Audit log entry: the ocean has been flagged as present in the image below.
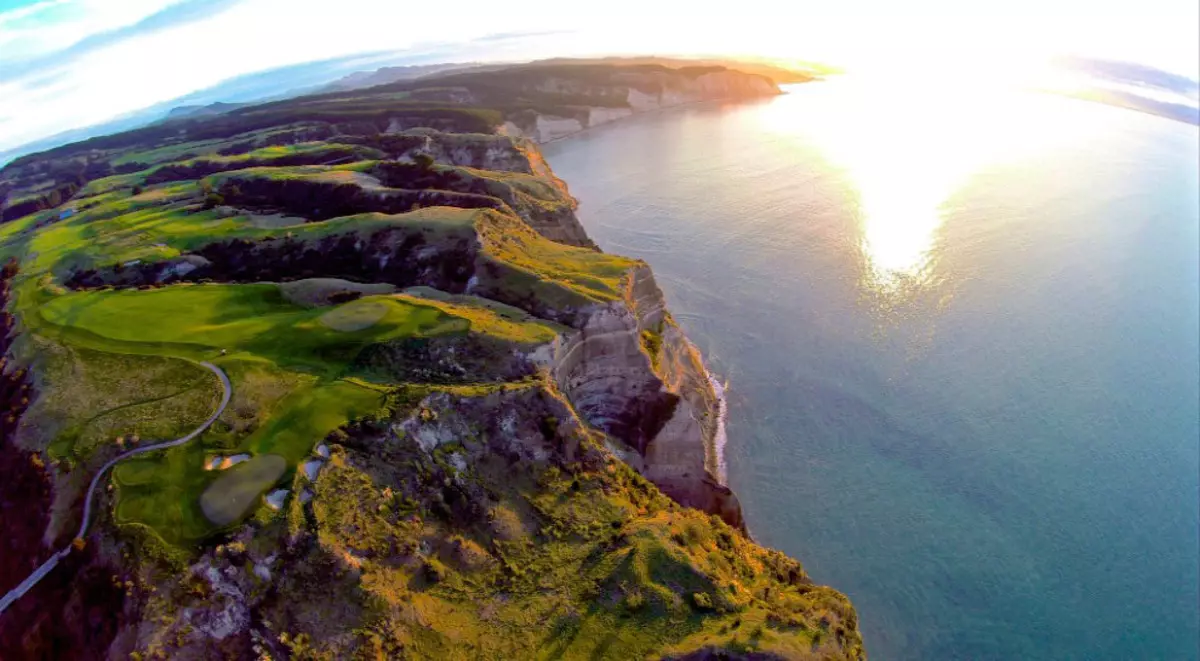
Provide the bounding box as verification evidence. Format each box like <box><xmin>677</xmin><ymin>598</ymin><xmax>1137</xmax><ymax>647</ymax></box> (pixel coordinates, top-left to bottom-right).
<box><xmin>543</xmin><ymin>79</ymin><xmax>1200</xmax><ymax>660</ymax></box>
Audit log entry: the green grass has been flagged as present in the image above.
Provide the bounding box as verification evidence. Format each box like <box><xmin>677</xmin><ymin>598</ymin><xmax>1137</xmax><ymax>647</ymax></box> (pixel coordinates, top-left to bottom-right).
<box><xmin>283</xmin><ymin>394</ymin><xmax>861</xmax><ymax>659</ymax></box>
<box><xmin>0</xmin><ymin>67</ymin><xmax>863</xmax><ymax>658</ymax></box>
<box><xmin>37</xmin><ymin>283</ymin><xmax>555</xmax><ymax>369</ymax></box>
<box><xmin>113</xmin><ymin>440</ymin><xmax>221</xmax><ymax>544</ymax></box>
<box><xmin>241</xmin><ymin>378</ymin><xmax>383</xmax><ymax>460</ymax></box>
<box><xmin>19</xmin><ymin>341</ymin><xmax>222</xmax><ymax>462</ymax></box>
<box><xmin>475</xmin><ymin>209</ymin><xmax>636</xmax><ymax>307</ymax></box>
<box><xmin>37</xmin><ymin>283</ymin><xmax>443</xmax><ymax>369</ymax></box>
<box><xmin>26</xmin><ymin>281</ymin><xmax>556</xmax><ymax>543</ymax></box>
<box><xmin>198</xmin><ymin>454</ymin><xmax>287</xmax><ymax>526</ymax></box>
<box><xmin>112</xmin><ymin>137</ymin><xmax>233</xmax><ymax>166</ymax></box>
<box><xmin>108</xmin><ymin>362</ymin><xmax>380</xmax><ymax>542</ymax></box>
<box><xmin>0</xmin><ymin>161</ymin><xmax>626</xmax><ymax>555</ymax></box>
<box><xmin>108</xmin><ymin>127</ymin><xmax>328</xmax><ymax>166</ymax></box>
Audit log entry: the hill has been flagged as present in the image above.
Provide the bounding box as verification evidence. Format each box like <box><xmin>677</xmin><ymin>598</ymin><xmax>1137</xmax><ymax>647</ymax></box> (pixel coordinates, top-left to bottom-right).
<box><xmin>0</xmin><ymin>61</ymin><xmax>862</xmax><ymax>660</ymax></box>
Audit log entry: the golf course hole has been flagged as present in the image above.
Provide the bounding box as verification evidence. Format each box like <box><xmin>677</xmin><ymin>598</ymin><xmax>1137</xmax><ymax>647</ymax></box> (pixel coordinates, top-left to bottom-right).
<box><xmin>199</xmin><ymin>454</ymin><xmax>287</xmax><ymax>526</ymax></box>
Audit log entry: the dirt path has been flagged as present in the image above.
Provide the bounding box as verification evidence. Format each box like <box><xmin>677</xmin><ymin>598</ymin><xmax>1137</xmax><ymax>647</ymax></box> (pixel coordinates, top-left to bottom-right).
<box><xmin>0</xmin><ymin>361</ymin><xmax>230</xmax><ymax>616</ymax></box>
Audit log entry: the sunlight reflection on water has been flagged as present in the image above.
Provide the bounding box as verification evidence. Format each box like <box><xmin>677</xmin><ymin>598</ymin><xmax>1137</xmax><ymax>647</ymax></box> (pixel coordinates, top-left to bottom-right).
<box><xmin>759</xmin><ymin>76</ymin><xmax>1109</xmax><ymax>308</ymax></box>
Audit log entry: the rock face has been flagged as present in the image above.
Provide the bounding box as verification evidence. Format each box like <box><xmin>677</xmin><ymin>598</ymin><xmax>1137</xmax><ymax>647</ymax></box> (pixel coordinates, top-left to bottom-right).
<box><xmin>549</xmin><ymin>264</ymin><xmax>743</xmax><ymax>529</ymax></box>
<box><xmin>355</xmin><ymin>130</ymin><xmax>596</xmax><ymax>247</ymax></box>
<box><xmin>500</xmin><ymin>69</ymin><xmax>780</xmax><ymax>143</ymax></box>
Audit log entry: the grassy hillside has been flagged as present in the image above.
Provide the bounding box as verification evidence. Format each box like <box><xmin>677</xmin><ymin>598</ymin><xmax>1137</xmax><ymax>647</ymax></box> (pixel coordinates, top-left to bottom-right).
<box><xmin>0</xmin><ymin>61</ymin><xmax>861</xmax><ymax>660</ymax></box>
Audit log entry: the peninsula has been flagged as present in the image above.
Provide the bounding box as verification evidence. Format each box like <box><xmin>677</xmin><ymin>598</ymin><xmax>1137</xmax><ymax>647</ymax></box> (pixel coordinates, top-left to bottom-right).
<box><xmin>0</xmin><ymin>61</ymin><xmax>862</xmax><ymax>660</ymax></box>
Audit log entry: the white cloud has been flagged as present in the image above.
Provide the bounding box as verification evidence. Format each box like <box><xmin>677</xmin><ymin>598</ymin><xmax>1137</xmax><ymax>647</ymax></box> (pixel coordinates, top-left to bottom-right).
<box><xmin>0</xmin><ymin>0</ymin><xmax>180</xmax><ymax>59</ymax></box>
<box><xmin>0</xmin><ymin>0</ymin><xmax>69</xmax><ymax>27</ymax></box>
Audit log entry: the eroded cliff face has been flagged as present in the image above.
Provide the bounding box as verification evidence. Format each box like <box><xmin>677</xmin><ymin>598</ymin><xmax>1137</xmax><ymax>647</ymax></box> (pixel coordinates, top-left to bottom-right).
<box><xmin>376</xmin><ymin>130</ymin><xmax>595</xmax><ymax>247</ymax></box>
<box><xmin>501</xmin><ymin>69</ymin><xmax>780</xmax><ymax>143</ymax></box>
<box><xmin>547</xmin><ymin>264</ymin><xmax>743</xmax><ymax>529</ymax></box>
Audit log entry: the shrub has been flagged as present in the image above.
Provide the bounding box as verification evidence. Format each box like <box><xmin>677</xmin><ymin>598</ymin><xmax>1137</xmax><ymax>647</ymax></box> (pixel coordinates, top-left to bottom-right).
<box><xmin>412</xmin><ymin>152</ymin><xmax>435</xmax><ymax>170</ymax></box>
<box><xmin>423</xmin><ymin>557</ymin><xmax>447</xmax><ymax>584</ymax></box>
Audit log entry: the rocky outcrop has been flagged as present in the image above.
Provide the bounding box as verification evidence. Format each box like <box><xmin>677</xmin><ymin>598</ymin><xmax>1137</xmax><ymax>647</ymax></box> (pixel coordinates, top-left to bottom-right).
<box><xmin>379</xmin><ymin>129</ymin><xmax>542</xmax><ymax>173</ymax></box>
<box><xmin>548</xmin><ymin>264</ymin><xmax>743</xmax><ymax>529</ymax></box>
<box><xmin>368</xmin><ymin>130</ymin><xmax>595</xmax><ymax>247</ymax></box>
<box><xmin>500</xmin><ymin>69</ymin><xmax>780</xmax><ymax>143</ymax></box>
<box><xmin>370</xmin><ymin>156</ymin><xmax>594</xmax><ymax>248</ymax></box>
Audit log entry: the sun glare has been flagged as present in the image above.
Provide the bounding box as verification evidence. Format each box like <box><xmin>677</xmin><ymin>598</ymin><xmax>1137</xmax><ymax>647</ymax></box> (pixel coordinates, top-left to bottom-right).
<box><xmin>761</xmin><ymin>71</ymin><xmax>1095</xmax><ymax>302</ymax></box>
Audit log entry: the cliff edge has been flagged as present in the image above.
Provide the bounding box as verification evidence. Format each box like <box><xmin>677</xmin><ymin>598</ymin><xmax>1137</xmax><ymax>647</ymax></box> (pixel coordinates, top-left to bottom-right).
<box><xmin>0</xmin><ymin>60</ymin><xmax>861</xmax><ymax>660</ymax></box>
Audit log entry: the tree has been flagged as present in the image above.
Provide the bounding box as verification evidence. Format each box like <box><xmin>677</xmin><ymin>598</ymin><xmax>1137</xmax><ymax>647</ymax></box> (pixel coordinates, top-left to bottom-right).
<box><xmin>72</xmin><ymin>537</ymin><xmax>86</xmax><ymax>552</ymax></box>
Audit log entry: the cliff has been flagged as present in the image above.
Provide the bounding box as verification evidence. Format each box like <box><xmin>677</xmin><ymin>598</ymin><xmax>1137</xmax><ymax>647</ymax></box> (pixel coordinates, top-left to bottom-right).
<box><xmin>0</xmin><ymin>60</ymin><xmax>860</xmax><ymax>660</ymax></box>
<box><xmin>550</xmin><ymin>265</ymin><xmax>743</xmax><ymax>528</ymax></box>
<box><xmin>495</xmin><ymin>67</ymin><xmax>782</xmax><ymax>142</ymax></box>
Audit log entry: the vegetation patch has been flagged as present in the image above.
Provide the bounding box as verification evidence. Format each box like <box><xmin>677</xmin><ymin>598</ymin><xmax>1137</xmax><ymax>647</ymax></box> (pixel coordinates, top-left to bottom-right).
<box><xmin>0</xmin><ymin>61</ymin><xmax>859</xmax><ymax>659</ymax></box>
<box><xmin>18</xmin><ymin>341</ymin><xmax>221</xmax><ymax>461</ymax></box>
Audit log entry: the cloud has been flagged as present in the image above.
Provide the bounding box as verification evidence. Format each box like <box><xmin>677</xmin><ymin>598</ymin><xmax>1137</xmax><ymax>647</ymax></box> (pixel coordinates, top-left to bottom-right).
<box><xmin>0</xmin><ymin>0</ymin><xmax>246</xmax><ymax>82</ymax></box>
<box><xmin>0</xmin><ymin>0</ymin><xmax>70</xmax><ymax>28</ymax></box>
<box><xmin>0</xmin><ymin>0</ymin><xmax>1196</xmax><ymax>156</ymax></box>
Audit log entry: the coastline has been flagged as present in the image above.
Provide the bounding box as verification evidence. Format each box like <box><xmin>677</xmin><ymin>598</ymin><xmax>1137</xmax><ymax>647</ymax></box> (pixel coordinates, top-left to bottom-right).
<box><xmin>705</xmin><ymin>364</ymin><xmax>730</xmax><ymax>485</ymax></box>
<box><xmin>530</xmin><ymin>91</ymin><xmax>786</xmax><ymax>147</ymax></box>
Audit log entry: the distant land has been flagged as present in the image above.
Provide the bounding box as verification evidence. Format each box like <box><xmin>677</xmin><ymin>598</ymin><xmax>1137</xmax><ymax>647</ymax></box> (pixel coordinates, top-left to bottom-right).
<box><xmin>0</xmin><ymin>54</ymin><xmax>831</xmax><ymax>167</ymax></box>
<box><xmin>2</xmin><ymin>51</ymin><xmax>1194</xmax><ymax>168</ymax></box>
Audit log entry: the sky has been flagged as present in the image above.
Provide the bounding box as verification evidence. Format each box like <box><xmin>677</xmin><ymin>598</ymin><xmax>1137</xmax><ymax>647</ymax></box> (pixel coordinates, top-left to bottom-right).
<box><xmin>0</xmin><ymin>0</ymin><xmax>1197</xmax><ymax>154</ymax></box>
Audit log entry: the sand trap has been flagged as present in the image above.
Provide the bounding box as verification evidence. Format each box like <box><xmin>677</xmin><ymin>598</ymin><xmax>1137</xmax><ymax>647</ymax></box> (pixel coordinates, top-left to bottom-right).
<box><xmin>219</xmin><ymin>454</ymin><xmax>250</xmax><ymax>470</ymax></box>
<box><xmin>265</xmin><ymin>488</ymin><xmax>290</xmax><ymax>510</ymax></box>
<box><xmin>319</xmin><ymin>299</ymin><xmax>390</xmax><ymax>331</ymax></box>
<box><xmin>205</xmin><ymin>453</ymin><xmax>251</xmax><ymax>470</ymax></box>
<box><xmin>315</xmin><ymin>443</ymin><xmax>330</xmax><ymax>458</ymax></box>
<box><xmin>302</xmin><ymin>459</ymin><xmax>325</xmax><ymax>481</ymax></box>
<box><xmin>199</xmin><ymin>454</ymin><xmax>287</xmax><ymax>526</ymax></box>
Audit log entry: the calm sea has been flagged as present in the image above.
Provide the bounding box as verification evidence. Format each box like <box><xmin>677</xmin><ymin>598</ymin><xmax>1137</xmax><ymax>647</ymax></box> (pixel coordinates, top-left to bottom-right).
<box><xmin>543</xmin><ymin>79</ymin><xmax>1200</xmax><ymax>660</ymax></box>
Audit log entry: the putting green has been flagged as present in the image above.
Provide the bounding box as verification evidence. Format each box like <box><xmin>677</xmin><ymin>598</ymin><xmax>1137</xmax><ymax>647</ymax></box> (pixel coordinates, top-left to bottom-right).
<box><xmin>319</xmin><ymin>298</ymin><xmax>391</xmax><ymax>331</ymax></box>
<box><xmin>199</xmin><ymin>454</ymin><xmax>287</xmax><ymax>526</ymax></box>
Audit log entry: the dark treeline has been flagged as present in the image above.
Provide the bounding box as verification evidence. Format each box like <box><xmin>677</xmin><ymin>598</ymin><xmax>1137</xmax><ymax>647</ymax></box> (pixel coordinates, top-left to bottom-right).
<box><xmin>0</xmin><ymin>258</ymin><xmax>53</xmax><ymax>596</ymax></box>
<box><xmin>1</xmin><ymin>181</ymin><xmax>81</xmax><ymax>222</ymax></box>
<box><xmin>143</xmin><ymin>144</ymin><xmax>369</xmax><ymax>185</ymax></box>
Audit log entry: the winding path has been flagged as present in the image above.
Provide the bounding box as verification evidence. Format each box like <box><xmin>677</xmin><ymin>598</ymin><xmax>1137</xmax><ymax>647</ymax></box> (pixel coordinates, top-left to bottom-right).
<box><xmin>0</xmin><ymin>361</ymin><xmax>231</xmax><ymax>616</ymax></box>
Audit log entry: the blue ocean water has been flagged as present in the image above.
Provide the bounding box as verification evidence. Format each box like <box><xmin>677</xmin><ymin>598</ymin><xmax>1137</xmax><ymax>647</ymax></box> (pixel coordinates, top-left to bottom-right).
<box><xmin>543</xmin><ymin>80</ymin><xmax>1200</xmax><ymax>660</ymax></box>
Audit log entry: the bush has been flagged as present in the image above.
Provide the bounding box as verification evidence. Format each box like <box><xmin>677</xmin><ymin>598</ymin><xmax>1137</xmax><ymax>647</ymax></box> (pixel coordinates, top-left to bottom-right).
<box><xmin>623</xmin><ymin>589</ymin><xmax>646</xmax><ymax>612</ymax></box>
<box><xmin>423</xmin><ymin>557</ymin><xmax>447</xmax><ymax>584</ymax></box>
<box><xmin>412</xmin><ymin>152</ymin><xmax>435</xmax><ymax>170</ymax></box>
<box><xmin>691</xmin><ymin>592</ymin><xmax>714</xmax><ymax>611</ymax></box>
